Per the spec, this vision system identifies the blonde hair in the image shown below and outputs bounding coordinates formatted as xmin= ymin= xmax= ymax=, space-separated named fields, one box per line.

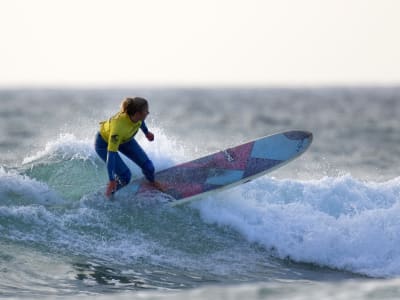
xmin=120 ymin=97 xmax=148 ymax=116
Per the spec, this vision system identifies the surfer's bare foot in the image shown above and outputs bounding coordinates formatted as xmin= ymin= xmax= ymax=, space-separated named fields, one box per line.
xmin=150 ymin=181 xmax=166 ymax=192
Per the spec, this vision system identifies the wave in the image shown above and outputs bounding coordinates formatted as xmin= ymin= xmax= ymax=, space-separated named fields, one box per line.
xmin=0 ymin=167 xmax=63 ymax=206
xmin=1 ymin=131 xmax=219 ymax=276
xmin=18 ymin=130 xmax=186 ymax=200
xmin=2 ymin=132 xmax=400 ymax=278
xmin=192 ymin=175 xmax=400 ymax=278
xmin=20 ymin=134 xmax=105 ymax=201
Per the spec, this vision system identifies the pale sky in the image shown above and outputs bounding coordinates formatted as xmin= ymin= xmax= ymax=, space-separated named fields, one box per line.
xmin=1 ymin=0 xmax=399 ymax=86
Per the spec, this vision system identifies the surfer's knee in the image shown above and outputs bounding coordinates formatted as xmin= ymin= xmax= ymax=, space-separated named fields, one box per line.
xmin=142 ymin=160 xmax=155 ymax=182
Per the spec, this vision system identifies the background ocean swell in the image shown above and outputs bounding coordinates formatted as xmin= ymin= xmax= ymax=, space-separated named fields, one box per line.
xmin=0 ymin=87 xmax=399 ymax=298
xmin=2 ymin=87 xmax=399 ymax=180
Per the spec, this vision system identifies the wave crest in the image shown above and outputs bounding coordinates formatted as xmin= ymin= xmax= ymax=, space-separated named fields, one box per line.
xmin=193 ymin=175 xmax=400 ymax=277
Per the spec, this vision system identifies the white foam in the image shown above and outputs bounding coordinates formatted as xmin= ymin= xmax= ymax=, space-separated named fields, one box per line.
xmin=21 ymin=128 xmax=187 ymax=175
xmin=1 ymin=129 xmax=195 ymax=266
xmin=12 ymin=130 xmax=400 ymax=278
xmin=0 ymin=167 xmax=63 ymax=206
xmin=22 ymin=133 xmax=97 ymax=165
xmin=122 ymin=126 xmax=188 ymax=175
xmin=192 ymin=175 xmax=400 ymax=277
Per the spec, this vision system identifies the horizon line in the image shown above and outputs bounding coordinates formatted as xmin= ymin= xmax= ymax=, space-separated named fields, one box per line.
xmin=1 ymin=81 xmax=400 ymax=90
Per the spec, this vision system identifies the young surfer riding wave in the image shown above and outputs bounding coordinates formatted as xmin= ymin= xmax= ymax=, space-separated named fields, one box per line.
xmin=95 ymin=97 xmax=162 ymax=197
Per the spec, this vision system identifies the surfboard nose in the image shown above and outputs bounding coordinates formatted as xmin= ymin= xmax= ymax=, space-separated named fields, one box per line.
xmin=304 ymin=131 xmax=313 ymax=141
xmin=284 ymin=130 xmax=313 ymax=141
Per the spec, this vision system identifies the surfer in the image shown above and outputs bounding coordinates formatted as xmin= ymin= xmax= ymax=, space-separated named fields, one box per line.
xmin=95 ymin=97 xmax=161 ymax=197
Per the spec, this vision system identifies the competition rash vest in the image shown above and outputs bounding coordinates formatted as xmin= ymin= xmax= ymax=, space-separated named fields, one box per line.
xmin=99 ymin=112 xmax=149 ymax=152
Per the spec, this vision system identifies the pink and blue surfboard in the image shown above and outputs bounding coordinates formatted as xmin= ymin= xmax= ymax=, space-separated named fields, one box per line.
xmin=120 ymin=130 xmax=313 ymax=206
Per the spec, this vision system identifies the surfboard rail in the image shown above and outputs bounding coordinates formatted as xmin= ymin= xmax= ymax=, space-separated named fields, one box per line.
xmin=120 ymin=130 xmax=313 ymax=206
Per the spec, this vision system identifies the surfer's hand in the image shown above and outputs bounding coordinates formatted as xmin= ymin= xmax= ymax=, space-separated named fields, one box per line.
xmin=145 ymin=132 xmax=154 ymax=142
xmin=105 ymin=180 xmax=117 ymax=197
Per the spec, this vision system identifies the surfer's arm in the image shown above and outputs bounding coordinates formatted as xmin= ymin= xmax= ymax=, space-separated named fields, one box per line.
xmin=140 ymin=121 xmax=149 ymax=135
xmin=141 ymin=121 xmax=154 ymax=141
xmin=106 ymin=151 xmax=117 ymax=181
xmin=106 ymin=125 xmax=121 ymax=180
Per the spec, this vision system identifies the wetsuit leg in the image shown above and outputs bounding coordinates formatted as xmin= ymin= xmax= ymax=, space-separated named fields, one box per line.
xmin=119 ymin=138 xmax=155 ymax=182
xmin=94 ymin=133 xmax=132 ymax=187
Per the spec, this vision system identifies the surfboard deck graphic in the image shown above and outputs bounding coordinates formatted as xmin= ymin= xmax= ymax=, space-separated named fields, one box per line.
xmin=119 ymin=130 xmax=313 ymax=206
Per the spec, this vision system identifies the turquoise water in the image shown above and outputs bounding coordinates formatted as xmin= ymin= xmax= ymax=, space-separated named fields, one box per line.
xmin=0 ymin=87 xmax=399 ymax=299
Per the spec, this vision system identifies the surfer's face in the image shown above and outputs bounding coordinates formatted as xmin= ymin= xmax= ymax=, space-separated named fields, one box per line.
xmin=129 ymin=106 xmax=149 ymax=123
xmin=131 ymin=107 xmax=149 ymax=121
xmin=138 ymin=107 xmax=149 ymax=121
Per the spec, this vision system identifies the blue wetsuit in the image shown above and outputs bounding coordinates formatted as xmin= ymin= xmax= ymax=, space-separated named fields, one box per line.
xmin=95 ymin=112 xmax=155 ymax=189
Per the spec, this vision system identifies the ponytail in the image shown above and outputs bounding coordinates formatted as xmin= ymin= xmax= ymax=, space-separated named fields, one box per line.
xmin=120 ymin=97 xmax=148 ymax=116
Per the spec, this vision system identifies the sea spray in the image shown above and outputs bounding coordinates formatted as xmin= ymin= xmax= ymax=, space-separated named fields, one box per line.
xmin=5 ymin=132 xmax=400 ymax=278
xmin=192 ymin=176 xmax=400 ymax=277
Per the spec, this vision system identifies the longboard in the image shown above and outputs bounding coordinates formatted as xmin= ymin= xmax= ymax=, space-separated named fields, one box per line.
xmin=119 ymin=130 xmax=313 ymax=206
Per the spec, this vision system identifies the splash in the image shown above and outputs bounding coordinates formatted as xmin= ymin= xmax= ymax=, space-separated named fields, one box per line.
xmin=4 ymin=130 xmax=400 ymax=278
xmin=192 ymin=175 xmax=400 ymax=277
xmin=0 ymin=167 xmax=62 ymax=206
xmin=18 ymin=129 xmax=187 ymax=200
xmin=22 ymin=133 xmax=97 ymax=165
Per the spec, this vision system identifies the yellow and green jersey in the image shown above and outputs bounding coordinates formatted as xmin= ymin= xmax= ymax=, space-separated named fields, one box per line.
xmin=99 ymin=112 xmax=148 ymax=152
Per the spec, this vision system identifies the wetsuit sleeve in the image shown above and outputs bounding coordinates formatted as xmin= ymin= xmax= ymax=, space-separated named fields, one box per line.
xmin=140 ymin=121 xmax=149 ymax=135
xmin=107 ymin=127 xmax=121 ymax=152
xmin=106 ymin=151 xmax=117 ymax=181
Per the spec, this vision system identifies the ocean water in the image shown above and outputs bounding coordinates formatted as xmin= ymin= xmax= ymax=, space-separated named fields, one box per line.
xmin=0 ymin=87 xmax=399 ymax=299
